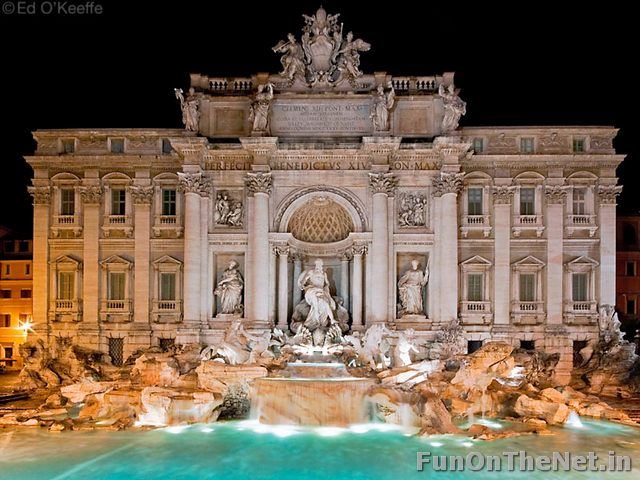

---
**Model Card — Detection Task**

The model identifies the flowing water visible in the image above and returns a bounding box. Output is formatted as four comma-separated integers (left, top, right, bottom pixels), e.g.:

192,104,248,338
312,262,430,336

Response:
1,419,639,479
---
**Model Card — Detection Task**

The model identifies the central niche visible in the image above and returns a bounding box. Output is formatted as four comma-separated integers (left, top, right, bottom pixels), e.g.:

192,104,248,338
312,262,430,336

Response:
288,196,354,243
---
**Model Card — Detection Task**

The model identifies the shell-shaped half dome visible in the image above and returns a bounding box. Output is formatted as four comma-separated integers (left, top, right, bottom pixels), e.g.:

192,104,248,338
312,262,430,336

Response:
288,197,354,243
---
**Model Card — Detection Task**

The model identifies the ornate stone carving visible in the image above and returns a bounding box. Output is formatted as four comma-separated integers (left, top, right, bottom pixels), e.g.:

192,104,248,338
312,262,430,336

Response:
544,185,569,204
249,83,274,135
214,191,244,227
341,250,353,262
590,135,615,151
431,172,464,197
368,172,397,195
597,185,622,204
398,259,429,316
490,133,517,149
539,132,565,151
28,186,51,205
245,172,273,195
439,84,467,132
288,197,354,243
128,186,154,205
178,172,210,195
272,6,370,87
174,87,200,132
398,192,427,227
274,245,290,257
214,260,244,315
371,85,395,131
79,186,103,204
491,186,516,204
351,244,368,256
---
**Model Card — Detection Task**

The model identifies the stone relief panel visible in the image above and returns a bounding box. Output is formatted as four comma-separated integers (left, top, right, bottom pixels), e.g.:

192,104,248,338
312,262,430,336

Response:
396,191,428,229
213,189,244,229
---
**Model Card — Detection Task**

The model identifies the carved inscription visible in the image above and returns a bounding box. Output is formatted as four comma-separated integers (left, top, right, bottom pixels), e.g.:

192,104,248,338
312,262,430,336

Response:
270,99,371,136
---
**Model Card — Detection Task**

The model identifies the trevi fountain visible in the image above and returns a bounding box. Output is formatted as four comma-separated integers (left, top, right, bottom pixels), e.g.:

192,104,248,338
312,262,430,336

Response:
2,6,639,479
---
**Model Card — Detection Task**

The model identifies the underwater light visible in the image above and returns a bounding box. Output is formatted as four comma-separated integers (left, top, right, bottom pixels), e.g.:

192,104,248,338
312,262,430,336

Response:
165,426,188,434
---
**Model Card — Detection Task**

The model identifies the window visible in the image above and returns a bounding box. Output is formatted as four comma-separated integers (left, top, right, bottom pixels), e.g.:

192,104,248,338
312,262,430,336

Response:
4,347,13,359
520,137,534,153
20,289,32,299
1,315,10,328
160,273,176,300
108,337,124,367
162,188,177,216
111,188,126,215
110,138,125,154
573,138,585,153
519,274,535,302
467,188,483,215
58,272,74,300
572,273,588,302
61,139,75,154
623,224,637,246
520,188,535,215
572,188,586,215
162,139,173,154
472,137,484,153
4,265,10,275
467,340,483,354
25,264,30,275
467,274,483,301
19,241,30,253
3,241,14,253
627,299,636,315
108,272,126,300
626,261,636,277
60,188,75,215
0,290,11,299
520,340,535,351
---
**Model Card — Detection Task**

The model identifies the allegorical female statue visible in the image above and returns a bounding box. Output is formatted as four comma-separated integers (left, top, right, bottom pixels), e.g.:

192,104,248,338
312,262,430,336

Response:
174,87,200,132
249,83,274,134
398,259,429,315
439,84,467,132
214,260,244,314
371,85,395,131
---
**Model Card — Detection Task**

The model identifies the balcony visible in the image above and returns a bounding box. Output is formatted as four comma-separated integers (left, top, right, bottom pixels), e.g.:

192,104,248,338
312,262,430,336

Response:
460,215,492,238
152,300,182,323
99,299,132,322
153,215,183,238
102,215,133,237
566,214,598,238
459,301,493,325
564,300,598,325
512,215,544,238
49,299,81,322
51,215,82,237
511,301,545,325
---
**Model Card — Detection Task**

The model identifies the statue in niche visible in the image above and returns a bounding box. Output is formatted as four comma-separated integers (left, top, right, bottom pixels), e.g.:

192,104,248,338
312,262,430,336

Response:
214,260,244,315
174,87,200,132
439,84,467,133
272,34,306,82
371,85,395,131
398,259,429,316
399,193,427,227
214,192,243,227
294,259,343,346
249,83,274,134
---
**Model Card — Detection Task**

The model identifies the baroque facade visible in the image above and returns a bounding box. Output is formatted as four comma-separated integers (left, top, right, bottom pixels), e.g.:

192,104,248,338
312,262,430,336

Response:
26,7,623,382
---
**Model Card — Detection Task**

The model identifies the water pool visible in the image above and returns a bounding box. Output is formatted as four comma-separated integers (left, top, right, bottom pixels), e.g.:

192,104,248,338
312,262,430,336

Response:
1,419,639,479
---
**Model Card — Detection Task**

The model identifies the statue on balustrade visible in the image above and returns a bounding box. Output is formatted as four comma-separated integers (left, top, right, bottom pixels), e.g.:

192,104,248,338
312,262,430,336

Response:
398,259,429,316
249,83,274,135
371,85,395,131
174,87,200,132
214,260,244,315
439,84,466,132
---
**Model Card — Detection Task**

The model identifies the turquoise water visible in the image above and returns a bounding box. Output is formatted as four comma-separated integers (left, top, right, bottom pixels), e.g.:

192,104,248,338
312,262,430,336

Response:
1,419,639,479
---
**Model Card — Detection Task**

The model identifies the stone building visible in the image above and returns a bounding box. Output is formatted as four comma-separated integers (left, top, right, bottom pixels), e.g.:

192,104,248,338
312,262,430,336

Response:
25,7,623,381
616,215,640,340
0,231,33,370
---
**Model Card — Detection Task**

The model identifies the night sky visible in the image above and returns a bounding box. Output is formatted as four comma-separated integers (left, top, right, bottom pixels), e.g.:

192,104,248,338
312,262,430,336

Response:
0,0,635,236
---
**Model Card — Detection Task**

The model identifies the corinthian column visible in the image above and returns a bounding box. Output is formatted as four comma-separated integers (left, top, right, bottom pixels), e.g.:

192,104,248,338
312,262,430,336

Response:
351,245,366,328
275,245,290,330
432,172,463,323
598,185,622,305
245,172,272,322
369,172,397,324
292,252,303,307
178,172,206,328
79,185,102,333
545,186,568,324
129,185,154,327
492,186,516,325
28,186,51,341
340,251,351,309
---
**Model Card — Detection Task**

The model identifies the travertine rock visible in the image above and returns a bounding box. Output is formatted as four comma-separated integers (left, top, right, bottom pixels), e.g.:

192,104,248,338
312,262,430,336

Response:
514,394,570,425
138,387,223,426
60,379,115,403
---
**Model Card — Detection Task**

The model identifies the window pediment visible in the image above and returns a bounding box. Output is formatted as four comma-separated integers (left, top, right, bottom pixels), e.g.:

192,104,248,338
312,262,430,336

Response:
512,255,545,270
566,255,598,272
100,255,132,269
461,255,492,269
152,255,182,269
49,255,82,268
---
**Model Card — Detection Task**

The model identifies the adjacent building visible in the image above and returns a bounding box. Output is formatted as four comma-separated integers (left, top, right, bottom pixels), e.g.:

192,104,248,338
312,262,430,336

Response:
617,215,640,341
24,7,624,383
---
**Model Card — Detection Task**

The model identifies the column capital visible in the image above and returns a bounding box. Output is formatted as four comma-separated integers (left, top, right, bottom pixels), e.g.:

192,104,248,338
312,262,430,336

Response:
245,172,273,196
431,172,464,197
178,172,211,196
274,245,290,257
491,185,517,204
79,185,103,204
128,185,154,205
544,185,570,204
28,186,51,205
368,172,397,195
351,244,368,256
597,185,622,205
341,250,353,262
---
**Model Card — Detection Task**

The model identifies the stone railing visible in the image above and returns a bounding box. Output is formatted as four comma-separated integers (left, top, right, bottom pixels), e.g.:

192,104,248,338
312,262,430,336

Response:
512,301,544,313
460,215,492,238
107,214,128,225
54,215,76,225
53,299,77,311
152,214,183,238
565,300,597,313
568,214,595,225
461,301,491,313
101,299,131,312
154,300,181,311
390,76,439,93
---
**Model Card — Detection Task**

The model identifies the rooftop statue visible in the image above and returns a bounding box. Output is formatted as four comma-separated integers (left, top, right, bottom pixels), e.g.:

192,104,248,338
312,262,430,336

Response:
439,84,467,132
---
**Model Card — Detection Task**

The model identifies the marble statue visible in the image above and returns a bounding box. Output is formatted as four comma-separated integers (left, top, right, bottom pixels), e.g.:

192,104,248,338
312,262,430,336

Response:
249,83,274,134
371,85,395,131
214,192,243,227
439,84,466,132
391,329,420,367
214,260,244,314
272,34,306,82
334,31,371,81
334,296,350,333
174,87,200,132
295,259,343,346
598,304,624,345
398,259,429,315
398,193,427,227
345,323,392,370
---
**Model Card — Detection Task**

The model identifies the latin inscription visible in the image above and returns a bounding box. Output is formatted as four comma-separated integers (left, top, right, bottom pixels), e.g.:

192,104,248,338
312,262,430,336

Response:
270,100,371,136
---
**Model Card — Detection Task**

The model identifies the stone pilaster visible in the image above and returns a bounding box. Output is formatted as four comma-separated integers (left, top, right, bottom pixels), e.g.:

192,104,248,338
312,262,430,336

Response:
432,172,463,323
275,245,290,330
340,251,351,310
369,172,396,323
199,184,211,323
492,186,516,325
129,185,153,327
351,245,366,329
28,186,51,340
245,172,272,322
545,186,568,324
79,185,102,348
292,252,303,307
598,185,622,305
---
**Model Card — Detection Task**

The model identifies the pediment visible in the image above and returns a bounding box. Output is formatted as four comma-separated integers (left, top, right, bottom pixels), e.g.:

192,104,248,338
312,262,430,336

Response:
461,255,492,266
567,255,599,266
100,254,132,267
513,255,545,267
152,255,182,266
49,254,81,266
